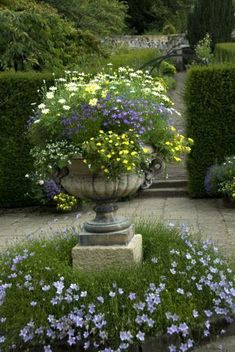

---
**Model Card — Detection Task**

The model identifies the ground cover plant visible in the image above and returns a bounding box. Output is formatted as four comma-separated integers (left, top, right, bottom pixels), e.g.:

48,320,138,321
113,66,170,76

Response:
0,222,235,351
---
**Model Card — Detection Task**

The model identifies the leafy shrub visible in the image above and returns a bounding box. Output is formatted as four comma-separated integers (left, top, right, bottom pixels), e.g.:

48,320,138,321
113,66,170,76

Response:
159,61,176,76
185,64,235,197
204,156,235,202
0,0,101,71
0,221,235,351
215,43,235,63
0,72,54,207
162,23,176,35
194,34,214,65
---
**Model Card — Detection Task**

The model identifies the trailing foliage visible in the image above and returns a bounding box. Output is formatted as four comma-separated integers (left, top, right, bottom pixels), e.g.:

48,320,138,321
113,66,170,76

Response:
215,43,235,63
184,64,235,197
187,0,234,49
0,0,101,72
0,72,54,207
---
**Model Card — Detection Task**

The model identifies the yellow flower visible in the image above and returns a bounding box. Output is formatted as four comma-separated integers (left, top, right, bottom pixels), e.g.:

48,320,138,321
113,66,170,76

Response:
96,142,102,146
165,141,171,146
188,138,194,144
89,98,98,106
123,160,128,164
170,126,176,131
116,158,121,161
104,169,109,173
131,151,137,156
127,166,132,171
143,147,149,153
107,154,112,158
174,156,181,162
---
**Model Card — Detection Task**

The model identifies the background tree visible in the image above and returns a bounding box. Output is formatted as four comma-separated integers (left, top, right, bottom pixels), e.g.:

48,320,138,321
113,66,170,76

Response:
122,0,195,34
187,0,234,49
37,0,128,37
0,0,102,71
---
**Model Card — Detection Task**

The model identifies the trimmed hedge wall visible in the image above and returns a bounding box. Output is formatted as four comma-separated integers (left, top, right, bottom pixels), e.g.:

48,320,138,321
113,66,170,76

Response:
215,43,235,63
185,64,235,197
0,72,54,207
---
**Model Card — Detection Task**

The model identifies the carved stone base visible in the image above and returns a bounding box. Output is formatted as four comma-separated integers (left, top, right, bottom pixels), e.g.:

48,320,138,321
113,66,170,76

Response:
72,234,143,272
79,224,134,246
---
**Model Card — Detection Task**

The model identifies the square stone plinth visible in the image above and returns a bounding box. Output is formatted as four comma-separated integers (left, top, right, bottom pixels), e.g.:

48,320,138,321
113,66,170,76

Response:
72,234,142,272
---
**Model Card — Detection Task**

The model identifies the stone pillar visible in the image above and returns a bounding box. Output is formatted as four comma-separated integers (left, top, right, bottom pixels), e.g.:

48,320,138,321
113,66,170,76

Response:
72,202,143,272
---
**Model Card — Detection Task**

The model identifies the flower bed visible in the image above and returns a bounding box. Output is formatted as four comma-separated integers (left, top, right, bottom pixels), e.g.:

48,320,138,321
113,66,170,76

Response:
0,222,235,351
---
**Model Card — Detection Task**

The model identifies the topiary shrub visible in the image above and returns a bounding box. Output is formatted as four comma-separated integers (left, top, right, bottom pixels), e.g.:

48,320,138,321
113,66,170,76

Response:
185,64,235,197
0,72,54,207
215,43,235,63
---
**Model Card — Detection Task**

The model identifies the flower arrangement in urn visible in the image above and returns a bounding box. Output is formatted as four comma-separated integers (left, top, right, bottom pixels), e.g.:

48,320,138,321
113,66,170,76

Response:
28,66,192,198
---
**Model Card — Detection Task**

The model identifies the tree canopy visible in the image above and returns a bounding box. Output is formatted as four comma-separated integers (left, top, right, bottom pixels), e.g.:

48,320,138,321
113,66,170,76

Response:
0,0,103,71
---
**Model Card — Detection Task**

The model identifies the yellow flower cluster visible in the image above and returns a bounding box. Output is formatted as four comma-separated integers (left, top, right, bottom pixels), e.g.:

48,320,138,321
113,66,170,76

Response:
82,130,149,178
53,193,77,212
165,126,193,162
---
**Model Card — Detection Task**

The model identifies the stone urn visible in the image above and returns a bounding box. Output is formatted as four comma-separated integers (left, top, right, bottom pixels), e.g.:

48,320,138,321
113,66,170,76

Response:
61,157,144,271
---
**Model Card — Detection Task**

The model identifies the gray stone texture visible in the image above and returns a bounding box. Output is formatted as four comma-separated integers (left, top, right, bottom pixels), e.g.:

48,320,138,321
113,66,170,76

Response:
72,234,142,272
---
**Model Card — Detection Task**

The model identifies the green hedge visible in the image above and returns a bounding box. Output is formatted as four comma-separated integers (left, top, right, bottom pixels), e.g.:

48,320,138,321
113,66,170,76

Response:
215,43,235,63
185,64,235,197
0,72,54,207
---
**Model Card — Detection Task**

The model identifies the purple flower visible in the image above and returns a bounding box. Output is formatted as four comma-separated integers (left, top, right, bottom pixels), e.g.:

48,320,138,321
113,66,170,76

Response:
128,292,136,300
97,296,104,304
44,346,52,352
43,180,60,200
0,336,5,344
120,331,133,342
167,324,179,335
168,345,177,352
136,331,145,341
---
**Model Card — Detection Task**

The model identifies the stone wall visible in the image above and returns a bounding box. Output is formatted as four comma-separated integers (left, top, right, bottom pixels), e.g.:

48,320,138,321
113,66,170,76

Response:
106,34,189,51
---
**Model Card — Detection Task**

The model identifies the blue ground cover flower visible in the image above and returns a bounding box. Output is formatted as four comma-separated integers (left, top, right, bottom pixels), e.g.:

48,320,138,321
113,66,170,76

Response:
0,222,235,351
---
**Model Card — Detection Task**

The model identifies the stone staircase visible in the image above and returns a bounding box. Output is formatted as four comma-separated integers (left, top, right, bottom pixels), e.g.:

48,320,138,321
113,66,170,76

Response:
139,162,188,198
139,178,188,198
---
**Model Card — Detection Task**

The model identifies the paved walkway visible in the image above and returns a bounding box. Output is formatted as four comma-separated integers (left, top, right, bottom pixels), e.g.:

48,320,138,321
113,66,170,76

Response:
1,197,234,257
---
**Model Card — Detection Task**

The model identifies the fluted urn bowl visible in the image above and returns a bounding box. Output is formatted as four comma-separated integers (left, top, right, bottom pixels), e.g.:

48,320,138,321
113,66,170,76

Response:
61,157,144,201
61,157,144,246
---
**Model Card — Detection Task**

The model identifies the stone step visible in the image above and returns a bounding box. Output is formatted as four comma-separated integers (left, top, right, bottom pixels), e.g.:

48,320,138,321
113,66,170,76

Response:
151,179,188,189
139,187,188,198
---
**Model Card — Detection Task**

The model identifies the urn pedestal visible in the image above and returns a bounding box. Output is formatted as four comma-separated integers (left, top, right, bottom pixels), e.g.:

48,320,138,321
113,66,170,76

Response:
61,158,144,271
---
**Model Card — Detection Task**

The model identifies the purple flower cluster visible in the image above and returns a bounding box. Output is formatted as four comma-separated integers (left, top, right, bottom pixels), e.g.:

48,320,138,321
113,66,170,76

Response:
43,180,60,200
60,95,173,141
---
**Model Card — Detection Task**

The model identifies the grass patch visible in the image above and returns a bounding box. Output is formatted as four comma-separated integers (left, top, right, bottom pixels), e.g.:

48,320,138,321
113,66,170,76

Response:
0,222,234,351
